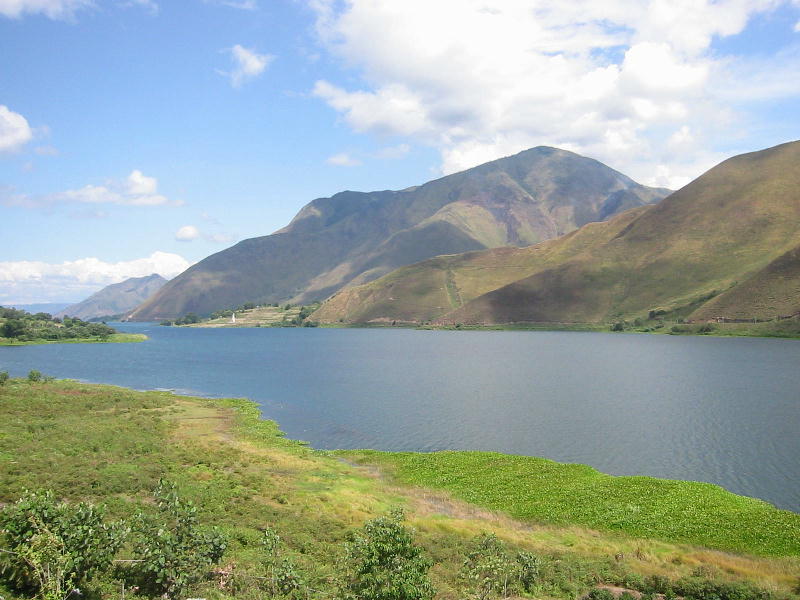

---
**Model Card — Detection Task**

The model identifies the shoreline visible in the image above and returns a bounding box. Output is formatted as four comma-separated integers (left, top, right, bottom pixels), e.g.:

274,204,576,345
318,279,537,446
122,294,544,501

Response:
2,377,797,556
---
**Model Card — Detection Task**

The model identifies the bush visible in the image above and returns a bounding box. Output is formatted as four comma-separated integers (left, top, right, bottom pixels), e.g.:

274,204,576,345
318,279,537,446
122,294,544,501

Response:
127,480,226,599
0,490,126,598
0,371,8,385
337,509,434,600
587,589,615,600
461,533,517,600
27,370,42,382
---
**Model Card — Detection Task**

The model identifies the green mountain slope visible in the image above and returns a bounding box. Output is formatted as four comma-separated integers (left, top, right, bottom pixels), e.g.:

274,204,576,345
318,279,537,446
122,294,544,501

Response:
128,147,667,320
56,274,167,321
313,141,800,326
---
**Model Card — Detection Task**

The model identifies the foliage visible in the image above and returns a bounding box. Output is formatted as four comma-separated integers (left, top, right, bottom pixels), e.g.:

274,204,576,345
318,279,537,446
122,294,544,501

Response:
257,527,304,598
173,313,200,325
27,370,42,382
0,490,126,598
0,370,8,385
0,307,116,343
460,533,516,600
127,480,226,599
336,509,435,600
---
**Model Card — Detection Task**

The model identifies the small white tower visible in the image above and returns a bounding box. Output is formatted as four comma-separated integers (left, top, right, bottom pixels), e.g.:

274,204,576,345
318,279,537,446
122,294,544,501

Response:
231,312,236,324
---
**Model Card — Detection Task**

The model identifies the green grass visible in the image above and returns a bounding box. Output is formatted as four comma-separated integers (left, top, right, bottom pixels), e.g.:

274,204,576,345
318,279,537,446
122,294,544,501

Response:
0,332,146,346
339,450,800,557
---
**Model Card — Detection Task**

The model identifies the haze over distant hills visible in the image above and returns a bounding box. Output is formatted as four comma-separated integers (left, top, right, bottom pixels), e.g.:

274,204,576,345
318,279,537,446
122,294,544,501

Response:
313,141,800,326
128,147,668,320
57,274,167,321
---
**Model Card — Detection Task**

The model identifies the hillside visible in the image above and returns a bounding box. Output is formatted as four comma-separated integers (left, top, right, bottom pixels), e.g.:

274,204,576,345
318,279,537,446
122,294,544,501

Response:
313,141,800,326
57,273,166,321
128,147,668,320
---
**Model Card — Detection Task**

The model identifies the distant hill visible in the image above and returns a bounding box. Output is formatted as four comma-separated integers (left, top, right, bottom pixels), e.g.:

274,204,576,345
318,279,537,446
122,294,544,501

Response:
8,302,70,315
56,274,167,321
128,147,668,320
313,141,800,326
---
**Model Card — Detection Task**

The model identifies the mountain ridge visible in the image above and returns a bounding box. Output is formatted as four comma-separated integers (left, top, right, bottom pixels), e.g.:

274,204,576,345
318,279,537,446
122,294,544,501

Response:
129,146,668,320
57,274,167,321
312,140,800,326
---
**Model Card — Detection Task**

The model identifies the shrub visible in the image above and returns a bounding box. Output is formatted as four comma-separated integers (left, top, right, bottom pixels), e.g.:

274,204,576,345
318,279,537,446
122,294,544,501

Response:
461,533,517,600
587,589,615,600
0,371,8,385
337,509,434,600
127,480,226,599
27,370,42,382
0,490,126,598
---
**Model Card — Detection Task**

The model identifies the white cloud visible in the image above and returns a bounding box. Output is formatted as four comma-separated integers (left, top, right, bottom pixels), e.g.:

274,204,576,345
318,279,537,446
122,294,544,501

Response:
2,170,180,208
222,44,273,88
0,251,191,304
325,152,362,166
0,105,33,152
795,20,800,32
310,0,797,185
175,225,200,241
0,0,93,19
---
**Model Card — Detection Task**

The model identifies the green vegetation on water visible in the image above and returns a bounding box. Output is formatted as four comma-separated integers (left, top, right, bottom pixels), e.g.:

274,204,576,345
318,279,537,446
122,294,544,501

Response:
340,450,800,557
0,379,798,600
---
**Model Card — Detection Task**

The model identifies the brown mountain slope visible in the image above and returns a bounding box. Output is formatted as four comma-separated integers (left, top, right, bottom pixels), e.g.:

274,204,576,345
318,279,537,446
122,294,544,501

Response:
313,140,800,326
128,147,667,320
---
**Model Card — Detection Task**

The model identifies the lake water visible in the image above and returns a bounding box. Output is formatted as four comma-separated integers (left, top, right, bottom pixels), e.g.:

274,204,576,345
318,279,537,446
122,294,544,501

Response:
1,323,799,512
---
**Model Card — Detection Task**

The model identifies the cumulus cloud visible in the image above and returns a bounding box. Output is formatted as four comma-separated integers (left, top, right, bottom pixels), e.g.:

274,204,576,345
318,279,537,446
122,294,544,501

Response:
325,152,361,166
2,170,180,208
175,225,200,241
0,251,191,304
222,44,273,88
0,105,33,152
310,0,798,185
0,0,93,19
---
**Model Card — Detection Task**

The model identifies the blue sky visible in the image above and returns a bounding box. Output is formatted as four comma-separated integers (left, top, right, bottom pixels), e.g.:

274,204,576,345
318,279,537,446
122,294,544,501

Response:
1,0,799,303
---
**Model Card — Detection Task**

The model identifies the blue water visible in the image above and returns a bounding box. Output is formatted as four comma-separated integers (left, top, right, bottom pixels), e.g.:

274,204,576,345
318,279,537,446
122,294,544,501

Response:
1,323,799,511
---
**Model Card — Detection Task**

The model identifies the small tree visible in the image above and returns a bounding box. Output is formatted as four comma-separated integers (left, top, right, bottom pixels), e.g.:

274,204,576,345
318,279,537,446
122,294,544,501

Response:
0,370,9,385
128,480,226,599
27,370,42,382
337,509,434,600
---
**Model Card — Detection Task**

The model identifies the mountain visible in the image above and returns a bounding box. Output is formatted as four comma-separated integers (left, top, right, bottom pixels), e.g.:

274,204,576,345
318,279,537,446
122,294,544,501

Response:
56,274,167,321
312,141,800,326
8,303,70,315
128,147,668,320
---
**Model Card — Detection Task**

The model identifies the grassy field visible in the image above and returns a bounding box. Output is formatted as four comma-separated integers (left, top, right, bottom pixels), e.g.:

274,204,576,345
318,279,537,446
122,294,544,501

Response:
0,380,798,599
0,332,147,346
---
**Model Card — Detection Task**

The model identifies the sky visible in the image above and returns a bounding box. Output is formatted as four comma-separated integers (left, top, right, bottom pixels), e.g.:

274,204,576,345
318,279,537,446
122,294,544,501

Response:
1,0,799,304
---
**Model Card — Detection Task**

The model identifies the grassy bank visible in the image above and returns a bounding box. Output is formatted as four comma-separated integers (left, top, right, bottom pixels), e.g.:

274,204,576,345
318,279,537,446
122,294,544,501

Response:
340,451,800,556
0,379,798,599
0,332,147,346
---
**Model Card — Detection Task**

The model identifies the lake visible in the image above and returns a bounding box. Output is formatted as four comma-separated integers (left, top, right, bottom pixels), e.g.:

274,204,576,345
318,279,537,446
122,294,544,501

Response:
1,323,799,512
